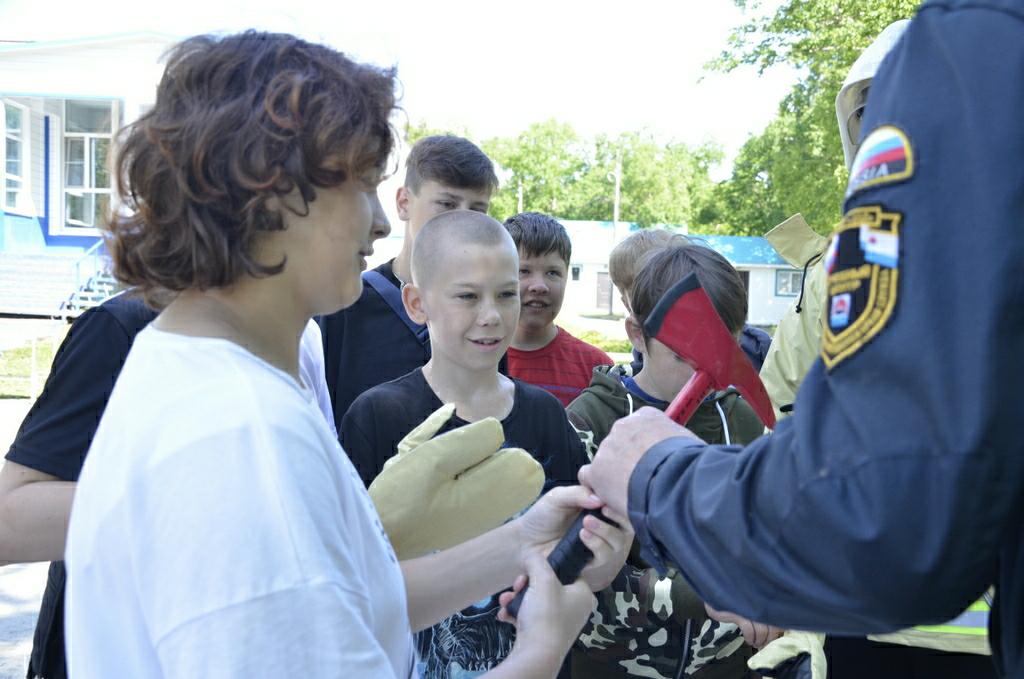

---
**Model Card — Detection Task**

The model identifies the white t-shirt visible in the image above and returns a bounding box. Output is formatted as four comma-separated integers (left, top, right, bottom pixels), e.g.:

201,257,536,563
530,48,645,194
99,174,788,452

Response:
299,319,337,436
66,326,416,678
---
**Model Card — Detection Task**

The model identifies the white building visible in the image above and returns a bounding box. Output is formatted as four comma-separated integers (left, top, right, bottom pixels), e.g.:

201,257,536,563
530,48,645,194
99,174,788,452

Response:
0,31,421,316
0,33,177,314
556,221,804,328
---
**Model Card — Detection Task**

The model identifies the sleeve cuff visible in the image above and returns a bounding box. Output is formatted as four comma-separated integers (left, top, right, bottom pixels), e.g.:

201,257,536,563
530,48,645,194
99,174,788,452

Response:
627,436,705,576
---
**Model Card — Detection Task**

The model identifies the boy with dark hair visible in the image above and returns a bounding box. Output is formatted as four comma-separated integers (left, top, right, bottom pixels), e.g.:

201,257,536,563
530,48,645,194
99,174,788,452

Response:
320,134,499,425
340,210,596,678
568,244,763,679
503,212,611,406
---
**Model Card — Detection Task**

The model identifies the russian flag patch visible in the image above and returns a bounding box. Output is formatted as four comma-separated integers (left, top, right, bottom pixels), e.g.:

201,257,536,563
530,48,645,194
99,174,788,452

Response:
846,126,914,199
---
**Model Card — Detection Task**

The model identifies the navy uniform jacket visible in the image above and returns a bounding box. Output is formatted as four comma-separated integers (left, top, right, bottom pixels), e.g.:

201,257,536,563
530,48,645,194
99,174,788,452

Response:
625,2,1023,676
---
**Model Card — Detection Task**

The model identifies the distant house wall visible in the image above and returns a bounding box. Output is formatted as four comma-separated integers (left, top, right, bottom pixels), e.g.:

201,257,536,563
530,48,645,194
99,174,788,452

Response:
363,220,804,326
555,221,803,326
746,266,802,326
0,35,174,256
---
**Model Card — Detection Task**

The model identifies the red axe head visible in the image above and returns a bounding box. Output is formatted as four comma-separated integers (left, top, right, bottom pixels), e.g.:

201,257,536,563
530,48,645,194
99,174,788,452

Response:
643,273,776,431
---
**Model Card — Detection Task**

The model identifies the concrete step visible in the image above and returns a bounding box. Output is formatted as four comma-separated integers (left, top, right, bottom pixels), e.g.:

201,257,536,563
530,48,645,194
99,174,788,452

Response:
0,253,87,317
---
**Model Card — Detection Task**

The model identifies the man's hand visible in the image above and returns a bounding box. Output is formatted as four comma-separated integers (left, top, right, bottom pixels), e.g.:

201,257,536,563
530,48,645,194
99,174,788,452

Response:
513,485,633,592
578,407,702,518
705,604,784,649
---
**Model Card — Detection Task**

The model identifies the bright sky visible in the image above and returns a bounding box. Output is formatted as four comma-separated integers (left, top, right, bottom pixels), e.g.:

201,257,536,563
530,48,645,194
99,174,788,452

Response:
0,0,797,180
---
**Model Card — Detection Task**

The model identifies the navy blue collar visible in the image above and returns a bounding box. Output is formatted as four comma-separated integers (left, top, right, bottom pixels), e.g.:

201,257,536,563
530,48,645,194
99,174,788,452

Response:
623,373,718,408
621,375,670,408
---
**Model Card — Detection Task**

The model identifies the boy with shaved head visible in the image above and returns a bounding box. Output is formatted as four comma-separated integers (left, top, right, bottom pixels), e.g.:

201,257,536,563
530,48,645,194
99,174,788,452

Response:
320,135,498,427
340,210,588,678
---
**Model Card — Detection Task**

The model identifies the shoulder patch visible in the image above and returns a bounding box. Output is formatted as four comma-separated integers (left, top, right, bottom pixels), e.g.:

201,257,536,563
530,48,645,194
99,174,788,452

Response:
846,125,914,199
821,206,902,370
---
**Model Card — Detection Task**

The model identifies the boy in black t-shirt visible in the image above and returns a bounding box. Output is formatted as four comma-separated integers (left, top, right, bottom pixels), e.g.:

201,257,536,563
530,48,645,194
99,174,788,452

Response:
0,293,157,679
340,210,587,679
319,135,498,428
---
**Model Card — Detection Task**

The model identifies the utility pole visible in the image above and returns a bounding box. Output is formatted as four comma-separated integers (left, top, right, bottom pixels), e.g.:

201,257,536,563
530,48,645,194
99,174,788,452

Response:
517,178,524,213
607,148,624,241
613,150,622,227
607,148,626,317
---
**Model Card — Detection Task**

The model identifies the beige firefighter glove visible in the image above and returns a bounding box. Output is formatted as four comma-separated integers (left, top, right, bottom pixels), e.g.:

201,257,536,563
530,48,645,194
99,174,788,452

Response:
368,403,544,560
748,630,827,679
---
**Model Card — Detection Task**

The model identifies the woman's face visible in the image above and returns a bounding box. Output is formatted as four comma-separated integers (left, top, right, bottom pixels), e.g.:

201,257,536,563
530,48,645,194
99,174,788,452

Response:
278,177,391,315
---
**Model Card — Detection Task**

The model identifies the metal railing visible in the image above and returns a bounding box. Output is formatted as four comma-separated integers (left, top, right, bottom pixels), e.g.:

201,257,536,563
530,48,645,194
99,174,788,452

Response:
59,240,116,319
73,239,107,293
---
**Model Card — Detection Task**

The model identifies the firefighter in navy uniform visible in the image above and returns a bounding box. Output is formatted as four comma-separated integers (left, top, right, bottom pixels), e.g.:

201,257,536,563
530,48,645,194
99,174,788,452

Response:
580,1,1024,677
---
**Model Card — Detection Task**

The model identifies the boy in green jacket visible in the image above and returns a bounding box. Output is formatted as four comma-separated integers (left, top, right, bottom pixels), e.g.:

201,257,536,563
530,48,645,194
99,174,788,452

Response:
568,243,763,679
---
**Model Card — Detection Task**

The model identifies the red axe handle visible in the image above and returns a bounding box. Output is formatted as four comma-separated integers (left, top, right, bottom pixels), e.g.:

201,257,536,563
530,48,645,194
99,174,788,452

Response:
665,370,714,425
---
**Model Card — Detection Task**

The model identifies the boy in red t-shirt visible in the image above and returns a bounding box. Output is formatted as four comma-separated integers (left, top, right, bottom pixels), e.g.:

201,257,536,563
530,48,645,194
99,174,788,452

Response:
503,212,611,406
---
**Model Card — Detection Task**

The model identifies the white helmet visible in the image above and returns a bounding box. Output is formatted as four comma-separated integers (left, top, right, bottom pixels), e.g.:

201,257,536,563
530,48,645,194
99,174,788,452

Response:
835,20,911,169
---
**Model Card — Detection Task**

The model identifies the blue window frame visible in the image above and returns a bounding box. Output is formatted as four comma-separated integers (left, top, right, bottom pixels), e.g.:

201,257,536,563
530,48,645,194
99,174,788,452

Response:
775,269,803,297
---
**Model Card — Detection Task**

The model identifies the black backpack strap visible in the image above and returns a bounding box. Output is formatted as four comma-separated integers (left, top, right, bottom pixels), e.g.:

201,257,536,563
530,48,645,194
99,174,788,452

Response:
362,270,430,347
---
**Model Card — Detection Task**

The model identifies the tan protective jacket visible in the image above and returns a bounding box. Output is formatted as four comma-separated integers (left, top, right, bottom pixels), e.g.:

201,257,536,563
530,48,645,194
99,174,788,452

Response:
758,214,829,420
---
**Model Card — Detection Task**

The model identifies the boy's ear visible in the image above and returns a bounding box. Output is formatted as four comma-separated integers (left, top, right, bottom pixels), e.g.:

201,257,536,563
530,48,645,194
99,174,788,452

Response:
396,185,412,221
402,282,428,325
624,315,646,354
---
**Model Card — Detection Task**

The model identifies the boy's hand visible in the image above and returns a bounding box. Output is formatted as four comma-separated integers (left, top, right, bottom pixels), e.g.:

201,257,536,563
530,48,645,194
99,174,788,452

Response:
369,403,544,559
705,604,785,649
497,551,595,665
513,485,633,592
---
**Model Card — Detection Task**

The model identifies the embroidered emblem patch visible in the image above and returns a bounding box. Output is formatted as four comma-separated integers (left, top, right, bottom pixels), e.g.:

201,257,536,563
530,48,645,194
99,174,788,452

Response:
829,293,852,328
846,126,914,199
821,206,902,370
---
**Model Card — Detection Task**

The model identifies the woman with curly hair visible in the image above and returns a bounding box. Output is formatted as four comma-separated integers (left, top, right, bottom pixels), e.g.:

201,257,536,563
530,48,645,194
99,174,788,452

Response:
63,32,627,678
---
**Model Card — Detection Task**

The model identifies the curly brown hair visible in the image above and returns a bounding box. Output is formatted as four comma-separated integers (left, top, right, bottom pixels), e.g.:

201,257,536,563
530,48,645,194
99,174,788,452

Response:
107,31,397,303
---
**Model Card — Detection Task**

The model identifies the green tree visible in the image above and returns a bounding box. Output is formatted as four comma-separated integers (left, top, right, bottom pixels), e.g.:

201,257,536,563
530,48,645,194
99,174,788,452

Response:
484,121,722,229
710,0,921,235
576,132,723,228
483,120,590,221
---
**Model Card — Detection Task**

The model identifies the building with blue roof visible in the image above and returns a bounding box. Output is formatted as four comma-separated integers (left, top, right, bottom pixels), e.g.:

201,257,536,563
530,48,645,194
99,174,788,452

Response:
558,220,802,327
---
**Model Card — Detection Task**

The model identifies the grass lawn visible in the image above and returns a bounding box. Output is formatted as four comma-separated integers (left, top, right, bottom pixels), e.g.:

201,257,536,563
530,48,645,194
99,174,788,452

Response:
570,330,632,354
0,330,66,399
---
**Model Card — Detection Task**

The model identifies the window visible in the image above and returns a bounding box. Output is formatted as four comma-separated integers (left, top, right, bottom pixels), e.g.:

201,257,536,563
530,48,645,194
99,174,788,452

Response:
64,99,116,228
2,100,30,213
776,269,804,297
571,265,581,281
